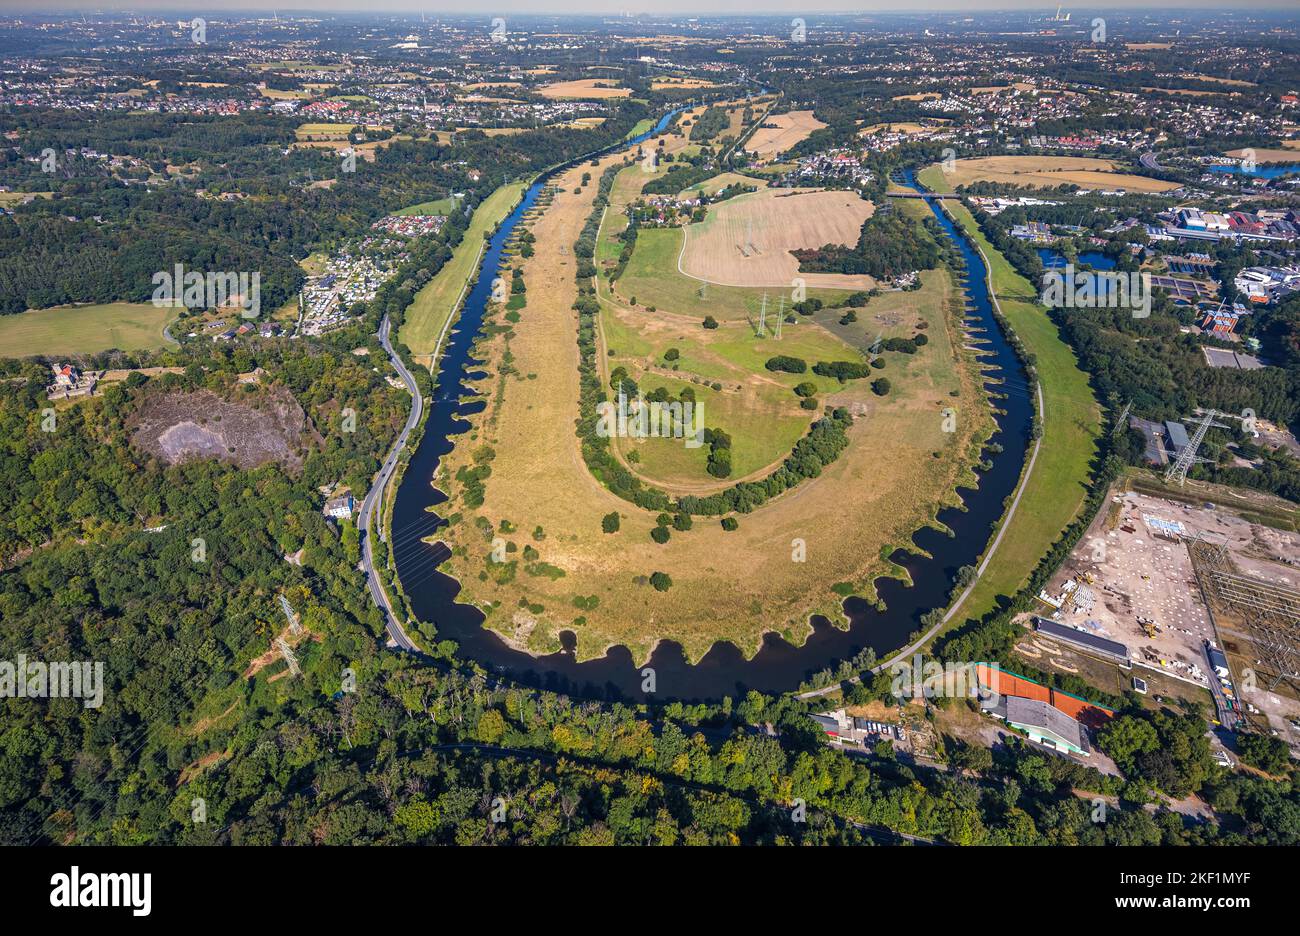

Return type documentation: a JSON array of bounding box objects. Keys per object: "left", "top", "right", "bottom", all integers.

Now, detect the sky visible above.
[{"left": 1, "top": 1, "right": 1296, "bottom": 14}]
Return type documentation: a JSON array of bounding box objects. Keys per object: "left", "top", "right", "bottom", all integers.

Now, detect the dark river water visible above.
[{"left": 388, "top": 137, "right": 1034, "bottom": 702}]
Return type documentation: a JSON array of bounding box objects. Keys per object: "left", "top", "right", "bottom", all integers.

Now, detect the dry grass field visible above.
[
  {"left": 744, "top": 110, "right": 826, "bottom": 159},
  {"left": 294, "top": 122, "right": 355, "bottom": 140},
  {"left": 423, "top": 118, "right": 994, "bottom": 664},
  {"left": 1142, "top": 86, "right": 1235, "bottom": 98},
  {"left": 678, "top": 188, "right": 876, "bottom": 289},
  {"left": 1181, "top": 73, "right": 1256, "bottom": 86},
  {"left": 537, "top": 78, "right": 631, "bottom": 99},
  {"left": 922, "top": 155, "right": 1180, "bottom": 193},
  {"left": 892, "top": 92, "right": 940, "bottom": 102}
]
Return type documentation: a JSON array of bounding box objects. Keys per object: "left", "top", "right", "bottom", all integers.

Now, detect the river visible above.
[{"left": 388, "top": 136, "right": 1034, "bottom": 702}]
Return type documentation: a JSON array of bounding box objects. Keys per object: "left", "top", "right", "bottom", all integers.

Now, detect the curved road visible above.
[{"left": 358, "top": 314, "right": 422, "bottom": 652}]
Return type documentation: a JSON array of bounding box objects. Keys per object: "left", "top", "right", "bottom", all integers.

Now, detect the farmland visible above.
[
  {"left": 1225, "top": 148, "right": 1300, "bottom": 164},
  {"left": 744, "top": 110, "right": 827, "bottom": 159},
  {"left": 677, "top": 188, "right": 877, "bottom": 290},
  {"left": 537, "top": 78, "right": 631, "bottom": 99}
]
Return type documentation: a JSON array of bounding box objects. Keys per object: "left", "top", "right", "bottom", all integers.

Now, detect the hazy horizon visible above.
[{"left": 2, "top": 1, "right": 1297, "bottom": 16}]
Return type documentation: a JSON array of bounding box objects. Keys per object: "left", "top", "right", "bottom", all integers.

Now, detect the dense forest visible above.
[{"left": 0, "top": 104, "right": 649, "bottom": 314}]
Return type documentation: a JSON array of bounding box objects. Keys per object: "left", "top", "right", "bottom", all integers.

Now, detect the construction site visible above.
[{"left": 1035, "top": 478, "right": 1300, "bottom": 754}]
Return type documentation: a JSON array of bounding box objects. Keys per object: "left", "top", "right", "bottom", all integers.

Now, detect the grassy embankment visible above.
[
  {"left": 397, "top": 182, "right": 527, "bottom": 369},
  {"left": 931, "top": 194, "right": 1102, "bottom": 628}
]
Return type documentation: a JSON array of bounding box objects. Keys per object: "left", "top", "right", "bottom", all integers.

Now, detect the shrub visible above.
[
  {"left": 651, "top": 525, "right": 671, "bottom": 544},
  {"left": 650, "top": 571, "right": 673, "bottom": 591},
  {"left": 813, "top": 360, "right": 872, "bottom": 381},
  {"left": 721, "top": 516, "right": 738, "bottom": 531},
  {"left": 765, "top": 355, "right": 807, "bottom": 374},
  {"left": 793, "top": 381, "right": 817, "bottom": 398},
  {"left": 601, "top": 512, "right": 620, "bottom": 533},
  {"left": 702, "top": 316, "right": 719, "bottom": 329},
  {"left": 871, "top": 377, "right": 891, "bottom": 396}
]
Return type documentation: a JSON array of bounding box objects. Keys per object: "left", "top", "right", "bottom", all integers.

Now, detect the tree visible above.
[
  {"left": 650, "top": 571, "right": 673, "bottom": 591},
  {"left": 1098, "top": 715, "right": 1160, "bottom": 772},
  {"left": 1239, "top": 733, "right": 1292, "bottom": 775},
  {"left": 765, "top": 355, "right": 807, "bottom": 374},
  {"left": 650, "top": 525, "right": 670, "bottom": 544},
  {"left": 476, "top": 709, "right": 506, "bottom": 744},
  {"left": 702, "top": 316, "right": 718, "bottom": 329},
  {"left": 601, "top": 511, "right": 620, "bottom": 533},
  {"left": 871, "top": 377, "right": 891, "bottom": 396}
]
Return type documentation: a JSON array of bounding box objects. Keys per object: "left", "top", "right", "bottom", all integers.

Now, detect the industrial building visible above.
[{"left": 1034, "top": 617, "right": 1131, "bottom": 665}]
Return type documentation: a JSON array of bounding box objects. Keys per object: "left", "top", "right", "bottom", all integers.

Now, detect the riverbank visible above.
[
  {"left": 397, "top": 181, "right": 527, "bottom": 369},
  {"left": 936, "top": 199, "right": 1101, "bottom": 626}
]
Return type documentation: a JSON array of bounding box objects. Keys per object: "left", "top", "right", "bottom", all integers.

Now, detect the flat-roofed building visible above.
[
  {"left": 1164, "top": 420, "right": 1190, "bottom": 457},
  {"left": 1034, "top": 617, "right": 1130, "bottom": 665}
]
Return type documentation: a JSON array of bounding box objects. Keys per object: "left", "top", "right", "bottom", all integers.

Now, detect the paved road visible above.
[
  {"left": 358, "top": 314, "right": 422, "bottom": 652},
  {"left": 1139, "top": 151, "right": 1165, "bottom": 172}
]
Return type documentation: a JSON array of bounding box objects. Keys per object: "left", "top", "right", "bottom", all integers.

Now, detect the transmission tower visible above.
[
  {"left": 275, "top": 636, "right": 301, "bottom": 677},
  {"left": 774, "top": 296, "right": 784, "bottom": 339},
  {"left": 1112, "top": 400, "right": 1132, "bottom": 437},
  {"left": 757, "top": 293, "right": 767, "bottom": 337},
  {"left": 1164, "top": 409, "right": 1229, "bottom": 485},
  {"left": 279, "top": 594, "right": 301, "bottom": 635}
]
